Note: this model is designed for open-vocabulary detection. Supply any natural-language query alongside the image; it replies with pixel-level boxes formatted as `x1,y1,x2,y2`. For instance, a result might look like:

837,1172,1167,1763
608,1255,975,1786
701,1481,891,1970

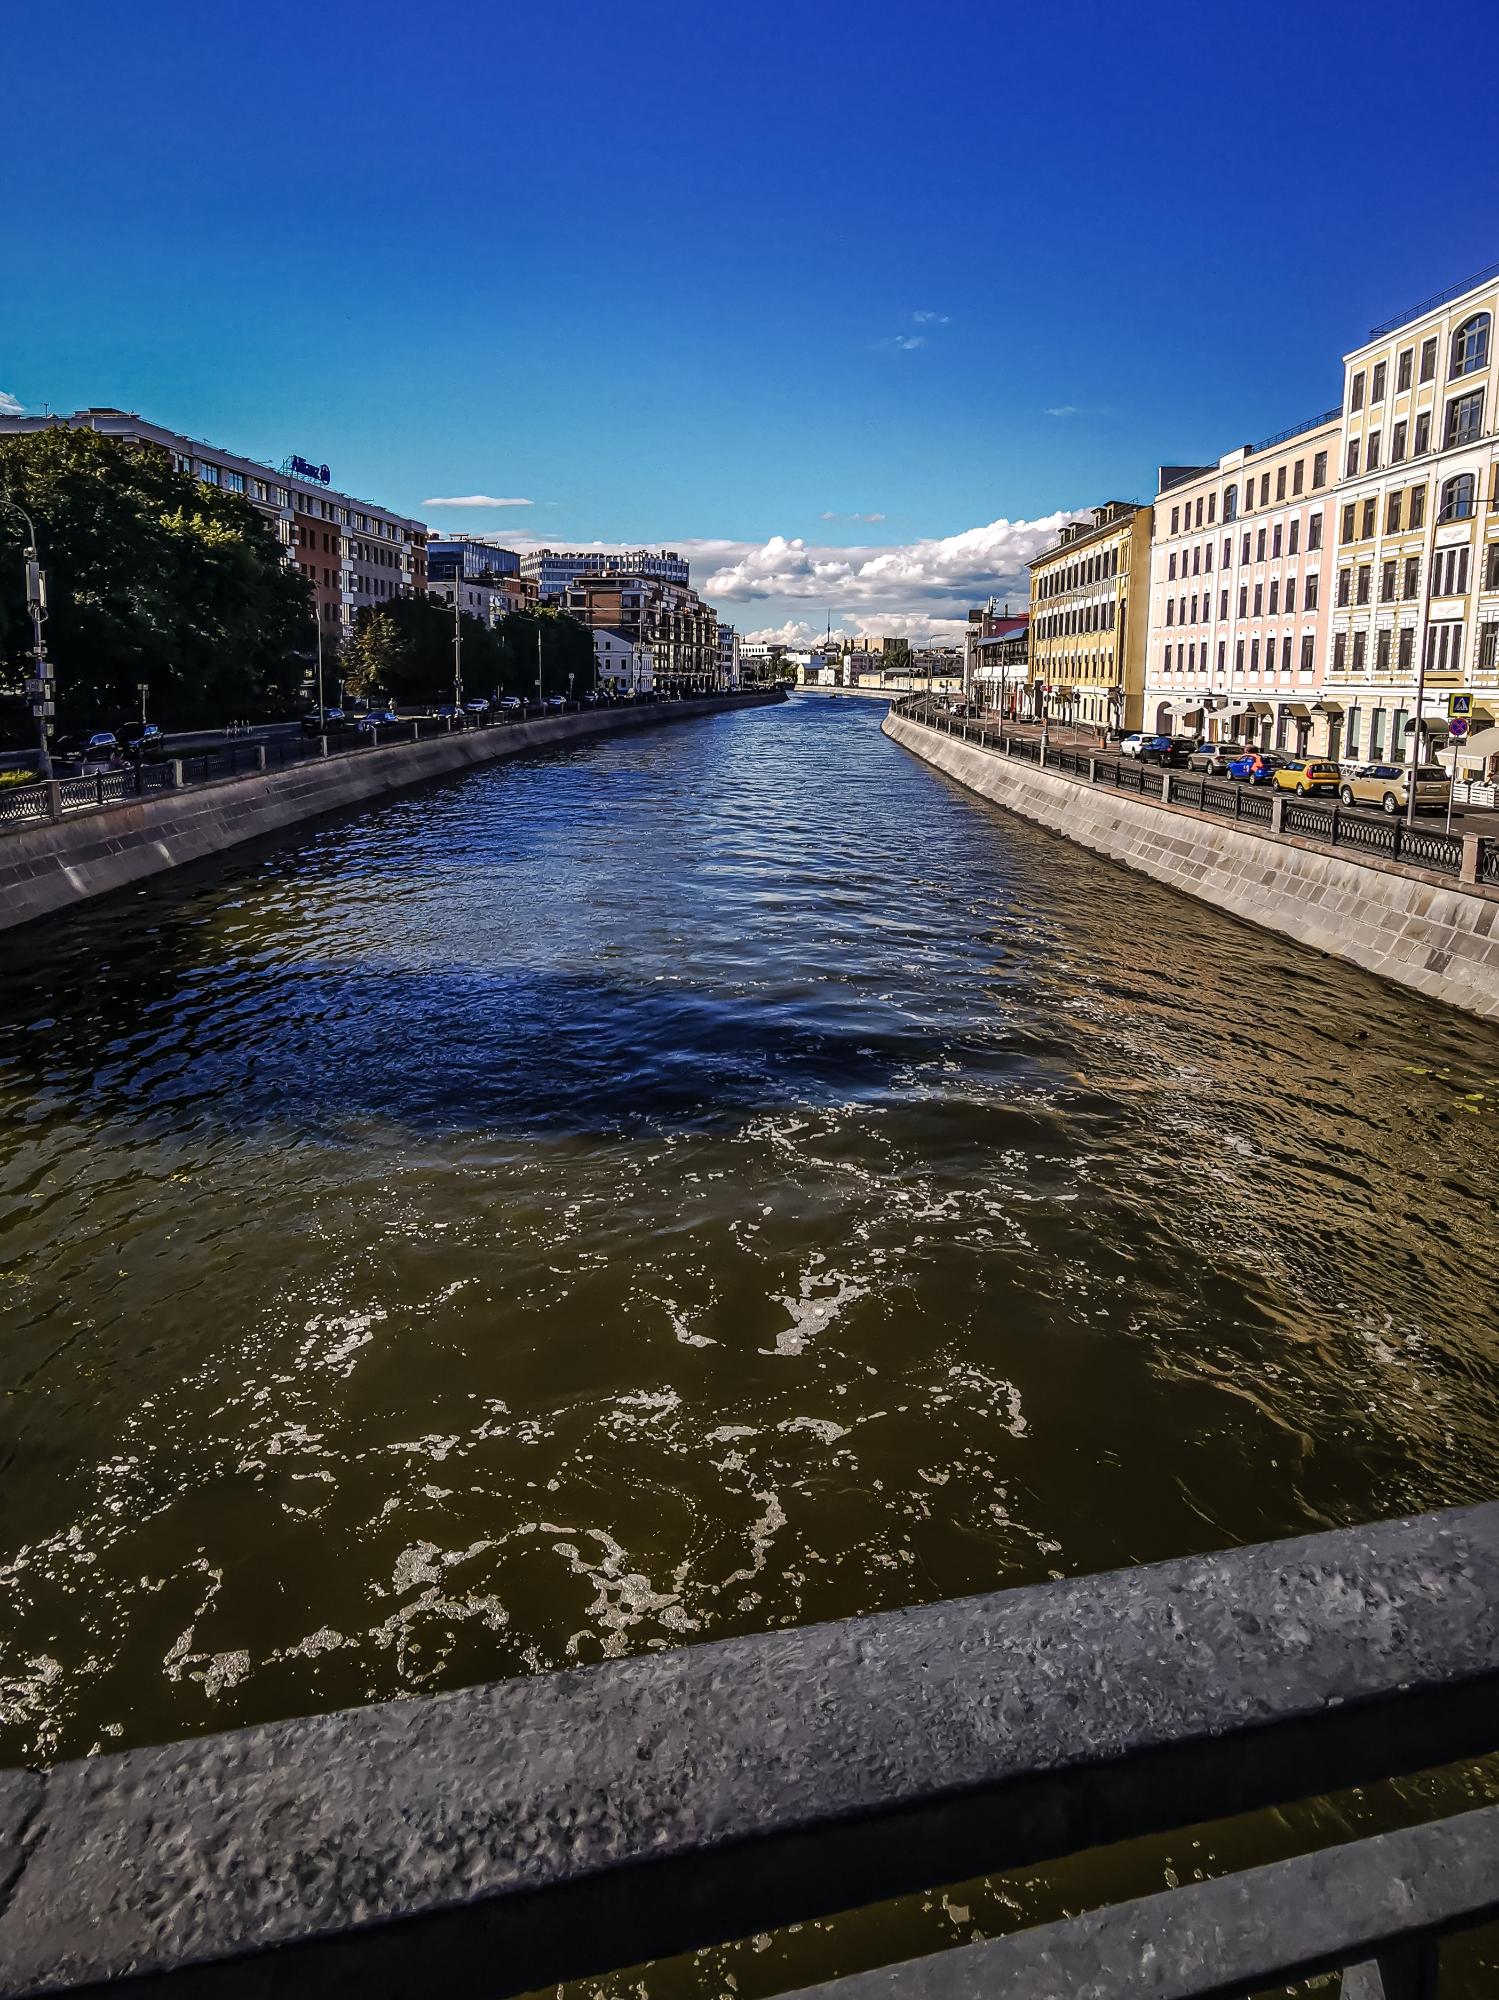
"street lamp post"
2,498,54,781
138,682,149,728
452,582,463,711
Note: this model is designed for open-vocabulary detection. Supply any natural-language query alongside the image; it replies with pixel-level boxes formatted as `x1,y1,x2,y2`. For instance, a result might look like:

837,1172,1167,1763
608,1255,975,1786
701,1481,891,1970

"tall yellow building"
1027,502,1154,730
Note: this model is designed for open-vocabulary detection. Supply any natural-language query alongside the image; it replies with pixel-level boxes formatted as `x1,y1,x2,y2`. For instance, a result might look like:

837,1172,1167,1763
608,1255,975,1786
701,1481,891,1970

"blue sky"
6,0,1498,641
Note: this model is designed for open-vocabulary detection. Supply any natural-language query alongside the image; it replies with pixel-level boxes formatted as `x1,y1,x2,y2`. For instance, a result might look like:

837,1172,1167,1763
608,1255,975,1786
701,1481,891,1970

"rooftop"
1367,259,1499,341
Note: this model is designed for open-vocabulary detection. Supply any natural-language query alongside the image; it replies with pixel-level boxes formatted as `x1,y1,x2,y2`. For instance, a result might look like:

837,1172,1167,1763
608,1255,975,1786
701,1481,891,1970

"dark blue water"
2,693,1497,1986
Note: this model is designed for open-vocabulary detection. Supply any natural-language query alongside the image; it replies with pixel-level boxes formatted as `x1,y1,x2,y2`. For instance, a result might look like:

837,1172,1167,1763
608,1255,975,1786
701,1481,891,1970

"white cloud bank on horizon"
0,391,23,416
421,494,534,508
744,614,971,648
700,512,1080,613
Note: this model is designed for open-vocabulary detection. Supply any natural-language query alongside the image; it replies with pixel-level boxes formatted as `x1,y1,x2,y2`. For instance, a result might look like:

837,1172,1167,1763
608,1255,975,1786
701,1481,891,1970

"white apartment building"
520,547,690,600
426,576,521,628
716,622,741,689
1143,413,1340,753
592,630,653,695
0,408,426,655
1326,265,1499,772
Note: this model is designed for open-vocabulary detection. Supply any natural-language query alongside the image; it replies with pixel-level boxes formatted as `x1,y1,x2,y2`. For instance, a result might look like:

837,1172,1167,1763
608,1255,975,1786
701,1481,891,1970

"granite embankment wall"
884,708,1499,1020
0,692,781,932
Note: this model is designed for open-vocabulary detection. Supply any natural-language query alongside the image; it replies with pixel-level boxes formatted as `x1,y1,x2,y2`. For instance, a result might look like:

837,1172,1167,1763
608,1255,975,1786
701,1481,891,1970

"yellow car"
1270,758,1342,797
1337,763,1453,815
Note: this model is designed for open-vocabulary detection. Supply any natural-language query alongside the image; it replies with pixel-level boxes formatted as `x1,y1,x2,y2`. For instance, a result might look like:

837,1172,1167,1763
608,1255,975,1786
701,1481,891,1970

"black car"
301,707,349,735
1138,735,1196,768
118,722,164,759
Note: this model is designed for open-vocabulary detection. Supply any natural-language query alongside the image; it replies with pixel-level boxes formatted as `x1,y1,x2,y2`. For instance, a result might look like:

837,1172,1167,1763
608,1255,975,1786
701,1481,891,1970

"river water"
3,695,1499,1979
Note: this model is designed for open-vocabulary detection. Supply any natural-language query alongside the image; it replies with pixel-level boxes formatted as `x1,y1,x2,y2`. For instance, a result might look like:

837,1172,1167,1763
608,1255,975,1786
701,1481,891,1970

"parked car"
1118,733,1149,758
118,721,163,757
1271,758,1343,797
301,707,348,735
434,703,462,721
498,695,523,713
1338,763,1453,815
1187,741,1247,776
355,709,400,733
544,695,566,711
463,698,491,715
57,730,120,765
1226,750,1288,784
1138,735,1195,768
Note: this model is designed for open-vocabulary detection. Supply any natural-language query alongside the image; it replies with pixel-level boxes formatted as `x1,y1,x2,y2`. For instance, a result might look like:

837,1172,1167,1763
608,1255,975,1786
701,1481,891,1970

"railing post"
95,774,106,808
168,758,183,789
1159,771,1172,804
255,745,268,772
45,779,63,823
1235,784,1243,820
1391,818,1403,864
1340,1936,1438,1998
1088,756,1098,782
1461,834,1482,885
1270,793,1287,834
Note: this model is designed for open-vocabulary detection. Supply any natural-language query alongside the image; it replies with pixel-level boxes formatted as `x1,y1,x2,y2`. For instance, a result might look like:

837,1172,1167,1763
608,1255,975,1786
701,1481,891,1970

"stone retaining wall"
885,709,1499,1020
0,693,781,932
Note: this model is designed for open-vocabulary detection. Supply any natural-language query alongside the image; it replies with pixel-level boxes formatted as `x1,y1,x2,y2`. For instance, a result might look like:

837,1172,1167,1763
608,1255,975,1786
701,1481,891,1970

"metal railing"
892,698,1492,887
1369,258,1499,337
3,1506,1498,1997
1248,405,1342,454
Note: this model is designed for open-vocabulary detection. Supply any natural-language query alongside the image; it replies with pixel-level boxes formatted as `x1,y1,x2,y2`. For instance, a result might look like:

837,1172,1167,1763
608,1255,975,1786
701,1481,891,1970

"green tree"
488,607,595,700
0,427,315,744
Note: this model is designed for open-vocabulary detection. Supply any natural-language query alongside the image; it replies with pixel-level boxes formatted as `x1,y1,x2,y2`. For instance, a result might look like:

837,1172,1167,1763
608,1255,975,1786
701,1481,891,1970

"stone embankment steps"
0,691,784,932
884,706,1499,1020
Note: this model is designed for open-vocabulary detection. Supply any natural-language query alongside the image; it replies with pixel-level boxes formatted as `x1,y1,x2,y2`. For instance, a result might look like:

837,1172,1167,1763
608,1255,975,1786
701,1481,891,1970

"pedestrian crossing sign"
1449,692,1474,718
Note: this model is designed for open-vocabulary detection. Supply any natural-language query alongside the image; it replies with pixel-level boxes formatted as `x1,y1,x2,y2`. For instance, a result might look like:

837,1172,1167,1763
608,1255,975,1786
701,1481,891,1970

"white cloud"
912,311,950,325
1044,405,1081,418
884,335,925,351
699,512,1080,614
820,510,886,522
0,391,23,416
744,620,842,648
421,494,534,508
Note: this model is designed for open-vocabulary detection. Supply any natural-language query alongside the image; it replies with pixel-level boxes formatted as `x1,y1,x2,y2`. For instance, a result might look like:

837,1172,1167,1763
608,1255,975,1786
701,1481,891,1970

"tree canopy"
0,427,315,744
342,594,595,705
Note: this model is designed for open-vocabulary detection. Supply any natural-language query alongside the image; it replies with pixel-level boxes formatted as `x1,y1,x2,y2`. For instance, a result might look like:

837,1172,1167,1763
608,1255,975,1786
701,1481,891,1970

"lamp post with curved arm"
1,496,54,781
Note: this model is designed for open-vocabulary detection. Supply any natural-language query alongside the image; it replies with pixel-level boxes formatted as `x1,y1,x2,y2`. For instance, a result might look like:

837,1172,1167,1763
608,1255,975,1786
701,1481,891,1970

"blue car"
1226,750,1287,784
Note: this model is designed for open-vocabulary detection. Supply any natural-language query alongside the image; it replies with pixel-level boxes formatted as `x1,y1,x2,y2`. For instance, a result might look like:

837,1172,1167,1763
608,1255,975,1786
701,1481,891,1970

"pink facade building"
1143,411,1341,751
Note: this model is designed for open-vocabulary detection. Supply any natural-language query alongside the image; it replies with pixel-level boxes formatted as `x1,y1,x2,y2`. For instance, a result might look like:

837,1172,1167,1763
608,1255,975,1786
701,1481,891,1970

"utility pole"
2,499,54,781
452,582,463,710
315,615,326,731
536,624,543,706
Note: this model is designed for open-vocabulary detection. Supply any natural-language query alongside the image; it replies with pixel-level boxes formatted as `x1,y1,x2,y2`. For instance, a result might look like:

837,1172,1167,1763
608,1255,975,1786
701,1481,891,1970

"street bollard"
45,780,63,823
1160,771,1172,803
168,758,183,789
1088,756,1099,783
1461,834,1481,886
317,735,329,758
1269,793,1288,834
255,745,267,772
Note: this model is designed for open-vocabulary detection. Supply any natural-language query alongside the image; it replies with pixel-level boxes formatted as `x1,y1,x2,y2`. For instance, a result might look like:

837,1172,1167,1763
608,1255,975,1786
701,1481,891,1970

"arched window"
1439,473,1476,522
1451,313,1491,379
1223,483,1238,522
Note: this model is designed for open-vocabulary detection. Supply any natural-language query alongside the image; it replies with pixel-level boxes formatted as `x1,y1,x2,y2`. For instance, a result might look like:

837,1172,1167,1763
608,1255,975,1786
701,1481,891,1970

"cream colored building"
1028,503,1153,731
1325,265,1499,772
1143,413,1340,751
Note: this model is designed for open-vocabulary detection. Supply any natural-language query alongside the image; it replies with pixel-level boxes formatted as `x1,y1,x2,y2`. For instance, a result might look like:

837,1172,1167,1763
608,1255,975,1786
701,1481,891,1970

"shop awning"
1459,724,1499,757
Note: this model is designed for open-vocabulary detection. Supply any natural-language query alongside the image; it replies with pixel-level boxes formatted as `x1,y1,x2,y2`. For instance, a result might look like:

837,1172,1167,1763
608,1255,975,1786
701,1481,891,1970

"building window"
1420,336,1437,382
1276,466,1287,502
1341,504,1357,543
1292,458,1305,496
1397,346,1413,392
1268,580,1279,614
1387,493,1404,538
1353,631,1368,674
1305,574,1319,611
1380,560,1396,601
1391,420,1407,464
1367,431,1381,471
1250,638,1260,673
1372,359,1387,402
1414,411,1431,455
1346,439,1360,478
1313,450,1328,487
1301,633,1315,674
1238,584,1248,617
1285,576,1297,613
1486,543,1499,591
196,460,220,485
1253,583,1264,616
1481,623,1499,668
1451,312,1491,379
1376,629,1392,673
1439,473,1476,522
1347,704,1361,755
1219,589,1229,619
1256,527,1267,562
1425,622,1463,674
1288,518,1300,556
1361,498,1377,540
1410,486,1426,530
1168,552,1177,580
1337,569,1351,607
1260,472,1271,507
1241,531,1252,563
1272,522,1283,558
1403,555,1420,599
1356,566,1372,605
1308,512,1323,551
1170,505,1180,534
1446,390,1484,449
1351,370,1366,412
1398,627,1414,671
1333,632,1348,676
